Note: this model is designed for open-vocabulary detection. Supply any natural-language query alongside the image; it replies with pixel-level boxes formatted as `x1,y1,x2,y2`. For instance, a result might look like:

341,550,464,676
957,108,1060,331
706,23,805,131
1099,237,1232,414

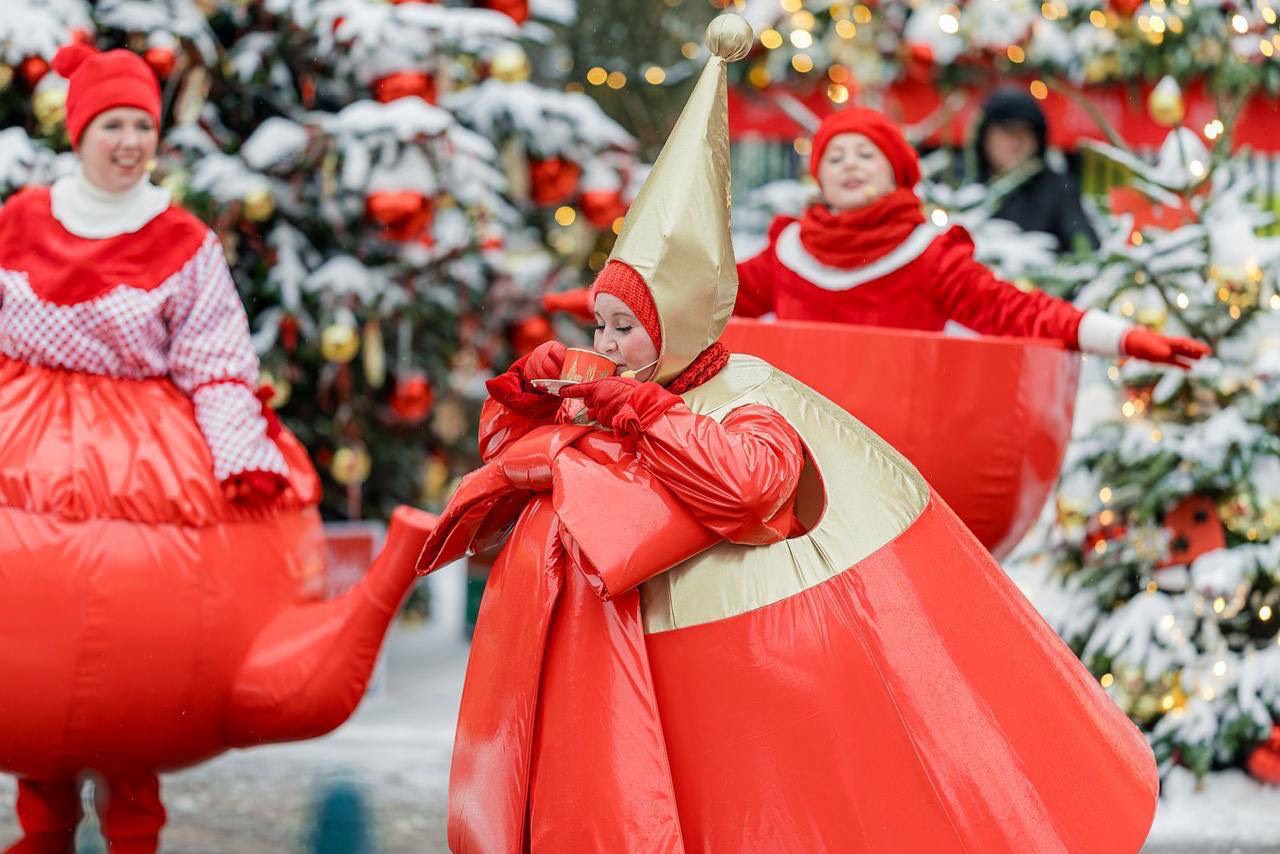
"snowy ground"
2,565,1279,852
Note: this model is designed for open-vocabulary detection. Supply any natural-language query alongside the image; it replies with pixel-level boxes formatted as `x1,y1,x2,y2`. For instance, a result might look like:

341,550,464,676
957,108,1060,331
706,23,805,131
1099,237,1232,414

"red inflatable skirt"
0,356,324,780
419,413,1158,853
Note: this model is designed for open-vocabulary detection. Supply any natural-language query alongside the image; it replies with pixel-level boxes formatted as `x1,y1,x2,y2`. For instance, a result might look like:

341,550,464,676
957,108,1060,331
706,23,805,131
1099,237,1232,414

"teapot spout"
224,505,436,747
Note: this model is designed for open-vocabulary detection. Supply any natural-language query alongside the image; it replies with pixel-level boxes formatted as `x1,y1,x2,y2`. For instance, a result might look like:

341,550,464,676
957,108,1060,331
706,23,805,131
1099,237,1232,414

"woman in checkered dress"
0,43,324,853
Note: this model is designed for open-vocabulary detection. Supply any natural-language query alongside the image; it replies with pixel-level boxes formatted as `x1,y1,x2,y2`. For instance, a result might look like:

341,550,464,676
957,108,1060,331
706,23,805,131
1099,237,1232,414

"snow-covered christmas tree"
0,0,639,520
1009,82,1280,786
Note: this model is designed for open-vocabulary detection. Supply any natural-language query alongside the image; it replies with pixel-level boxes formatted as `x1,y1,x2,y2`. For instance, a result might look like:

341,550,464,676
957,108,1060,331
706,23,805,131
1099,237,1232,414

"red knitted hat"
590,261,662,351
809,107,921,189
53,43,162,147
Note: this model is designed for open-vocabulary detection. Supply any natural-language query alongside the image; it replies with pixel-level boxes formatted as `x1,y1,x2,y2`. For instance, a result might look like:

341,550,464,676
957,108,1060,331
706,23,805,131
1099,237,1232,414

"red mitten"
1122,328,1212,369
559,376,681,434
485,370,562,419
519,340,567,384
222,470,287,504
542,288,594,322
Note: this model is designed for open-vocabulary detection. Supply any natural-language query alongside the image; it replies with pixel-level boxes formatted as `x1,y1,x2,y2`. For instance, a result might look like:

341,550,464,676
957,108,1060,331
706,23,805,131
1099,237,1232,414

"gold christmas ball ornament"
1148,76,1185,128
1218,492,1258,538
1135,306,1168,333
330,445,372,486
420,455,451,505
362,319,386,388
160,169,189,203
1056,497,1087,530
320,322,360,363
431,396,469,444
0,64,14,92
243,185,276,222
33,87,67,130
1132,691,1161,722
490,44,531,83
258,369,292,408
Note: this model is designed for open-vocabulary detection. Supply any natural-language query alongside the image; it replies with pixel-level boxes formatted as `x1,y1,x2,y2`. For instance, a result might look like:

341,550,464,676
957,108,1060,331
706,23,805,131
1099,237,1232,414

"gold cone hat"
608,14,752,385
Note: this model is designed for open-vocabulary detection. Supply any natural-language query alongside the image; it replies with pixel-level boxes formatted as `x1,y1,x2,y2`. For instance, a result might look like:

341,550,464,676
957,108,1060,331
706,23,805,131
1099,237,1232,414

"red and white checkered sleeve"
166,233,287,482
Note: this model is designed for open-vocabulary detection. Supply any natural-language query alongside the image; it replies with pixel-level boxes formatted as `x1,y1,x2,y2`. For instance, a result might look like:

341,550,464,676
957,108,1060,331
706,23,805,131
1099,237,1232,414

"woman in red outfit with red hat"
737,106,1209,366
0,43,321,853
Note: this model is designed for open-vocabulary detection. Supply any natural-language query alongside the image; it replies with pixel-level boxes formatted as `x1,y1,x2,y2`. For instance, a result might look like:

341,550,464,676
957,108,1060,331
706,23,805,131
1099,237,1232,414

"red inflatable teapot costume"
0,45,431,853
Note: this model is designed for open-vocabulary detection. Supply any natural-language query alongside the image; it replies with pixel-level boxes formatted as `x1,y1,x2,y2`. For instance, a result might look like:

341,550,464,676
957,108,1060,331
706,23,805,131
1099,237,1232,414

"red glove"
222,470,287,504
484,341,567,418
559,376,681,435
542,288,594,322
520,340,567,383
1121,328,1211,369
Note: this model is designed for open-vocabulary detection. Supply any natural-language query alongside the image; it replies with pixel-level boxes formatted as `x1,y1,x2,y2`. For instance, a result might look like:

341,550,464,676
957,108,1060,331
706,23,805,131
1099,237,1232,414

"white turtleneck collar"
50,166,172,239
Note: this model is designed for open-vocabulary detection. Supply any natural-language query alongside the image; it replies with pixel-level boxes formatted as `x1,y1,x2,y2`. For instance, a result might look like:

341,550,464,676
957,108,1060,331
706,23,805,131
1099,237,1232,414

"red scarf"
667,342,730,395
797,188,926,268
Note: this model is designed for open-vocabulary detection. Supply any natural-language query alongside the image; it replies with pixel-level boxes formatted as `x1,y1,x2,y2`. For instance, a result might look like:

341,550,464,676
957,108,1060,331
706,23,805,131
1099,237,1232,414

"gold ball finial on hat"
705,14,754,63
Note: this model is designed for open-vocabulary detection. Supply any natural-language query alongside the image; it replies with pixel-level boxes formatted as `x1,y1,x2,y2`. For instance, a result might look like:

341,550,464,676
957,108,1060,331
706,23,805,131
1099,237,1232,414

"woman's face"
79,107,158,193
816,132,896,212
593,292,659,382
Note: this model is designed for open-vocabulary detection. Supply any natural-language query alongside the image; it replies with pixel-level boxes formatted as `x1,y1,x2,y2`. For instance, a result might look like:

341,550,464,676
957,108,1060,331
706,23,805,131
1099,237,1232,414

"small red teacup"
560,348,619,383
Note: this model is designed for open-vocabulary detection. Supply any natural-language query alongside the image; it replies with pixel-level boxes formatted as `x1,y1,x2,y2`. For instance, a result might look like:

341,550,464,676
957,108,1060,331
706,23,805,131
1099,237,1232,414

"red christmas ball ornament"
1083,518,1127,557
144,46,177,79
70,29,94,45
1109,0,1142,16
903,44,934,84
280,314,300,353
20,56,50,87
373,71,436,104
366,190,435,243
580,188,628,229
512,315,555,357
528,156,582,208
483,0,530,24
1246,725,1280,785
389,371,435,423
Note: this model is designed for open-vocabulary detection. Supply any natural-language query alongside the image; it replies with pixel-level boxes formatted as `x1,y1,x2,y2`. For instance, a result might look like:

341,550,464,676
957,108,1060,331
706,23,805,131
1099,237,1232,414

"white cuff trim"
1077,309,1131,356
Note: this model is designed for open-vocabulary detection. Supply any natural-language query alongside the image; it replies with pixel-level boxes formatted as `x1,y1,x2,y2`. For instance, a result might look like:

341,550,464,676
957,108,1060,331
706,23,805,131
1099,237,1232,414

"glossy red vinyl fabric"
645,497,1157,853
720,318,1080,557
419,417,1157,853
0,356,434,783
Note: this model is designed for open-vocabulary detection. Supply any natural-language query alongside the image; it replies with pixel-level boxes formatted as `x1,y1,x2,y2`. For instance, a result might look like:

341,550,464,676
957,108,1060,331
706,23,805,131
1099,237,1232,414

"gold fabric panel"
640,356,929,633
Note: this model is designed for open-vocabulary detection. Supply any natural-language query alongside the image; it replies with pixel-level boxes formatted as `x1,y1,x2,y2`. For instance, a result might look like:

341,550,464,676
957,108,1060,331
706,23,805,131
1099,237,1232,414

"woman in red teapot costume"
546,107,1210,369
734,105,1209,365
417,16,1158,853
0,44,432,853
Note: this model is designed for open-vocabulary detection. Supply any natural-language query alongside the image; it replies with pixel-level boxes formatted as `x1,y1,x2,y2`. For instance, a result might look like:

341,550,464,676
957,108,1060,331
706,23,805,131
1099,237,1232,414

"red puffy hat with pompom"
53,43,162,146
590,260,662,350
809,107,921,189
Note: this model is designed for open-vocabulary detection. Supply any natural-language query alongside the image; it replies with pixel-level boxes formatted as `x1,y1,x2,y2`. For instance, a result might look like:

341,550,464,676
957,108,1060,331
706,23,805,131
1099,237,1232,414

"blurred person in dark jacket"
974,88,1099,254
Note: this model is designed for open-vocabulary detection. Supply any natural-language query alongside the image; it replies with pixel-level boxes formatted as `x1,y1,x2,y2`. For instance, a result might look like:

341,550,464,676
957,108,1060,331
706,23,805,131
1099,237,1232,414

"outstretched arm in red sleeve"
928,226,1210,367
560,378,805,544
733,217,789,318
